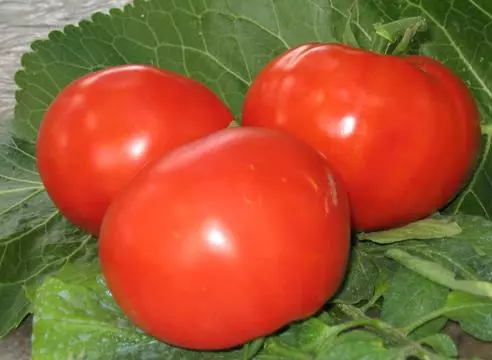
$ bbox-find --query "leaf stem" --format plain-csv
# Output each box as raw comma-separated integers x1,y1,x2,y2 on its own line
335,304,438,358
481,123,492,136
336,304,406,342
402,308,449,335
359,282,387,313
391,18,426,55
373,16,427,55
242,337,265,359
264,338,313,359
371,35,389,54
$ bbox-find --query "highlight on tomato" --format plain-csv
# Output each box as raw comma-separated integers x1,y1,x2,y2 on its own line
36,64,234,235
99,126,351,350
242,43,481,231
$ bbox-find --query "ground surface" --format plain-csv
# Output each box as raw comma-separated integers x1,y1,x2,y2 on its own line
0,0,491,359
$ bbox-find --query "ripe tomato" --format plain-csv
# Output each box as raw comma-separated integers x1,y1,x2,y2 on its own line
242,43,481,231
36,64,233,235
99,127,351,350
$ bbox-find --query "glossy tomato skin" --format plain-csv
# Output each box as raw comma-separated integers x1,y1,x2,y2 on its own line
242,43,481,231
99,127,351,350
36,64,233,235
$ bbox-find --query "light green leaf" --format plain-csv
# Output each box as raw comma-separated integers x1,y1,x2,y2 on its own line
375,215,492,284
293,318,333,351
386,248,492,299
316,331,391,360
32,261,245,360
374,17,427,42
419,334,458,358
358,218,462,244
442,291,492,342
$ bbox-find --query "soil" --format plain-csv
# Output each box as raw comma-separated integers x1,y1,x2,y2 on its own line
0,318,31,360
445,322,492,359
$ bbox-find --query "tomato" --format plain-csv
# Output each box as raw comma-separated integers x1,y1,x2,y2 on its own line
99,127,351,350
36,64,233,235
242,43,481,231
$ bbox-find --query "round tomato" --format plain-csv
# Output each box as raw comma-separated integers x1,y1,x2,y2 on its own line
242,43,481,231
36,64,233,235
99,127,351,350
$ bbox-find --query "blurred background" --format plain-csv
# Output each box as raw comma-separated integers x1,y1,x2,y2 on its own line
0,0,129,121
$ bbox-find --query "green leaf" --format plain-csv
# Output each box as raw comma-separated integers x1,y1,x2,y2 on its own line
32,261,245,360
316,331,391,360
5,0,492,348
409,317,449,342
393,2,492,219
34,259,470,359
293,318,336,351
242,337,265,359
358,218,462,244
13,0,489,219
0,137,97,337
442,291,492,342
380,267,449,330
335,246,382,304
386,249,492,299
373,215,492,286
419,334,458,358
374,16,427,43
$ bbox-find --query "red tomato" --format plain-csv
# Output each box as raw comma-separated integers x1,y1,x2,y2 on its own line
242,43,481,231
36,64,233,235
99,127,351,350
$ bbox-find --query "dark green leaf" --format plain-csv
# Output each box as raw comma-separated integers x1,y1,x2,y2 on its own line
0,138,97,337
242,337,265,359
409,317,449,341
380,267,449,330
335,246,381,304
390,1,492,219
32,261,245,360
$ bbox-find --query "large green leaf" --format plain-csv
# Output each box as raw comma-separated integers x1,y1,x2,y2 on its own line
0,136,97,337
442,291,492,342
379,267,449,339
12,0,492,214
3,0,492,339
32,261,245,360
337,214,492,340
32,262,450,360
396,0,492,218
